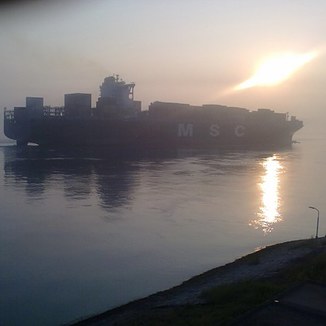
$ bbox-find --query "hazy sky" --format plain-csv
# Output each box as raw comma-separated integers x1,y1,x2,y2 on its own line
1,0,326,135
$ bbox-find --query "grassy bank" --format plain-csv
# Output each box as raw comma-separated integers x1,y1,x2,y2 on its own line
73,238,326,326
122,242,326,325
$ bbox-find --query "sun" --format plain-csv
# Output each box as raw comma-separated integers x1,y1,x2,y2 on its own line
235,51,318,90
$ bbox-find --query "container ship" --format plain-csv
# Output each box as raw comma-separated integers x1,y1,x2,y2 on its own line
4,75,303,150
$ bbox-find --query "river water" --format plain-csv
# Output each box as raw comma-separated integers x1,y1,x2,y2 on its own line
1,136,325,325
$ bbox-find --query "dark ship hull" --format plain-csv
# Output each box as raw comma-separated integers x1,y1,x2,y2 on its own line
4,114,302,150
3,76,303,150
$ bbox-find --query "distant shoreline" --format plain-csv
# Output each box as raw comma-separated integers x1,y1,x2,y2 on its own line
72,237,326,325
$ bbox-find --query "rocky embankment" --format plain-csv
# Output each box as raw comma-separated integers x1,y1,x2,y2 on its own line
72,237,326,325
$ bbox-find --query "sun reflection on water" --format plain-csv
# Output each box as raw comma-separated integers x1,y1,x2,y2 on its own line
251,155,283,233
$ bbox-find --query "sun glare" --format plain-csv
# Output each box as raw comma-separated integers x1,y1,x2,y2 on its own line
235,51,318,90
250,155,283,234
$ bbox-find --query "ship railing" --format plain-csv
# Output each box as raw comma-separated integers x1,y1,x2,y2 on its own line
43,106,65,117
3,107,66,120
4,109,14,120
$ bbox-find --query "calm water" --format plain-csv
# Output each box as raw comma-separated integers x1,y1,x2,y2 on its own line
1,138,325,325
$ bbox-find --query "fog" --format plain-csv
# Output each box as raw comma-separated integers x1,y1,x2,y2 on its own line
1,0,326,139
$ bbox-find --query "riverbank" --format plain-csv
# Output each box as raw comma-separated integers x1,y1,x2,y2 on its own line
72,237,326,325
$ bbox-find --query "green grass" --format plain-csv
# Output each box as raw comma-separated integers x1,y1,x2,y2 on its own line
201,280,285,323
282,252,326,283
122,281,283,326
120,251,326,326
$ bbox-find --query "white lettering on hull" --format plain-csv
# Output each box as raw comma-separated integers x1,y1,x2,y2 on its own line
177,124,246,137
209,124,220,137
178,123,193,137
235,125,246,137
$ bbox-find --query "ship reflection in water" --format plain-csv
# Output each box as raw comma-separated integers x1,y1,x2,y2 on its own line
251,154,283,233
